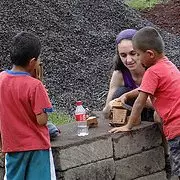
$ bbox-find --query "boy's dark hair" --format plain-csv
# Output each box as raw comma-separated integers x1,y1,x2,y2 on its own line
10,31,41,67
132,27,164,54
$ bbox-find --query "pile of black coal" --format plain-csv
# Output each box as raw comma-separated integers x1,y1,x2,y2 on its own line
0,0,179,115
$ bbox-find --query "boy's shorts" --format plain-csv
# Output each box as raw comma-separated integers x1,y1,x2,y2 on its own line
4,149,56,180
168,136,180,176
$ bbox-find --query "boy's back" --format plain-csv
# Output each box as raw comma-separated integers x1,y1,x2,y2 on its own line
0,70,51,152
139,57,180,140
1,31,56,180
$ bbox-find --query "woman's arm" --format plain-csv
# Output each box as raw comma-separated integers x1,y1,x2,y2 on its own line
103,71,124,116
108,88,139,111
115,88,139,103
109,88,153,110
105,71,124,105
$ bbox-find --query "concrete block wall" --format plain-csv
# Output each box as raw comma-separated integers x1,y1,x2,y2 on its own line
50,112,167,180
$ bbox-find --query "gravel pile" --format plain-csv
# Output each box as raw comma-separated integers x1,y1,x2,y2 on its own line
0,0,179,115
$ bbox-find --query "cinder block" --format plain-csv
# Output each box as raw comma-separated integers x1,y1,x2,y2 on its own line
170,176,179,180
0,168,4,180
54,137,113,170
63,158,115,180
113,123,162,159
135,171,167,180
115,146,165,180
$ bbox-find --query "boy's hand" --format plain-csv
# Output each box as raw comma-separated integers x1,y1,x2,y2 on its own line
109,124,131,133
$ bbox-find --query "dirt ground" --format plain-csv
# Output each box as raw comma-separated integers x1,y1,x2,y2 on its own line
140,0,180,36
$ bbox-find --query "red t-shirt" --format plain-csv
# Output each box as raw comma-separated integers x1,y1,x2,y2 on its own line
139,57,180,140
0,70,52,152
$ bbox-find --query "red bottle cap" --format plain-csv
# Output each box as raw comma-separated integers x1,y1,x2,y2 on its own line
76,101,82,106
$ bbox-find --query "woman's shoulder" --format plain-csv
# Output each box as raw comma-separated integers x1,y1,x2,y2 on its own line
110,70,124,86
111,70,123,79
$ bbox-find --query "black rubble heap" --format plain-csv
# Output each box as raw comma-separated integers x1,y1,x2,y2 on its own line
0,0,179,115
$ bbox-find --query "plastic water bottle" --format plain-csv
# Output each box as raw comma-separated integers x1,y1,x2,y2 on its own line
75,101,89,136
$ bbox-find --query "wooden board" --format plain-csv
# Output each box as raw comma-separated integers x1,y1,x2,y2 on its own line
112,108,127,125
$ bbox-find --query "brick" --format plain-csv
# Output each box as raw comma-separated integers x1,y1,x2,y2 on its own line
0,168,4,180
135,171,167,180
115,146,165,180
63,158,115,180
53,137,113,170
113,123,162,159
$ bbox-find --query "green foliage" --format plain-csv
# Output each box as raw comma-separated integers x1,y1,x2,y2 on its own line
48,111,74,125
126,0,162,10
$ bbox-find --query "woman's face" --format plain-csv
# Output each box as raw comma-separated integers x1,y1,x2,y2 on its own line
118,39,141,71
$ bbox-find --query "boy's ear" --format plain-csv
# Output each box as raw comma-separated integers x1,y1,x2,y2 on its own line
146,50,155,58
29,58,37,68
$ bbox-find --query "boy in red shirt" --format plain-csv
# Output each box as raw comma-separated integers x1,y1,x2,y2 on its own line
109,27,180,179
0,32,56,179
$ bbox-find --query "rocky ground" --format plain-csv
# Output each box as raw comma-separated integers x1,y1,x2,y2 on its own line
0,0,179,115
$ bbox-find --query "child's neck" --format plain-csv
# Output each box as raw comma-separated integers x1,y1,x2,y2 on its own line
150,53,165,67
154,53,165,62
11,65,31,74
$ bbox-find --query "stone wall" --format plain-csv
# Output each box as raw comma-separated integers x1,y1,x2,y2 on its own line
0,112,167,180
51,112,167,180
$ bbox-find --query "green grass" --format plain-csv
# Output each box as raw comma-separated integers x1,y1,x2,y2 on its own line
126,0,163,10
48,111,74,126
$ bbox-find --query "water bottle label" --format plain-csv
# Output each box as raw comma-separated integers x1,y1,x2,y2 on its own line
75,114,86,121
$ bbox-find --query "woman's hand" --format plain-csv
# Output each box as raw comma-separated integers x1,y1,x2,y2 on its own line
102,106,111,119
115,93,127,104
109,124,131,133
109,94,128,110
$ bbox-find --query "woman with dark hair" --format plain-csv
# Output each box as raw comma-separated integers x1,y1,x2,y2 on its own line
103,29,154,121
